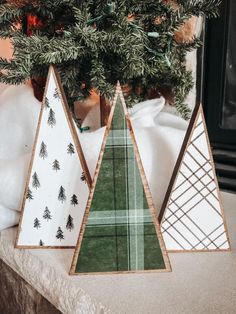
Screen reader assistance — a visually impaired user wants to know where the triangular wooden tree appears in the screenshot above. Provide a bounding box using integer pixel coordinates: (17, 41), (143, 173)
(70, 84), (171, 274)
(159, 104), (230, 252)
(16, 66), (92, 248)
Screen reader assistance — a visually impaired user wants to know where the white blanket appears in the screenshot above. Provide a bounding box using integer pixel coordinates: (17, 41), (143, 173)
(0, 84), (188, 231)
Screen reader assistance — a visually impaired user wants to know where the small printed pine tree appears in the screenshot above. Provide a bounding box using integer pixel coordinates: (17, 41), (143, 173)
(58, 186), (66, 203)
(39, 141), (48, 159)
(52, 159), (60, 171)
(39, 239), (44, 246)
(71, 194), (78, 206)
(53, 88), (60, 99)
(26, 188), (33, 201)
(43, 207), (52, 221)
(32, 172), (40, 189)
(34, 218), (41, 229)
(47, 108), (56, 127)
(45, 97), (50, 109)
(66, 215), (74, 232)
(67, 143), (75, 155)
(56, 227), (64, 241)
(80, 172), (86, 182)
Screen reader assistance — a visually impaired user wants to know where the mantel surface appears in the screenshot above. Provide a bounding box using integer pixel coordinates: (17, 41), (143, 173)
(0, 192), (236, 314)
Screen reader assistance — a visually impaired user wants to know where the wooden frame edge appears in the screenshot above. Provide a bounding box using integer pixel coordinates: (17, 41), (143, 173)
(167, 248), (231, 253)
(16, 246), (75, 249)
(69, 268), (171, 276)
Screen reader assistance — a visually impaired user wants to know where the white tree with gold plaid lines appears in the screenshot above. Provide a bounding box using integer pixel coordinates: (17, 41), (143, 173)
(159, 104), (230, 252)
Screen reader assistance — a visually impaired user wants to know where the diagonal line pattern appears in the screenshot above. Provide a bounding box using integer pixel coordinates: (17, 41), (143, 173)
(162, 113), (229, 250)
(164, 190), (218, 249)
(163, 206), (209, 249)
(192, 224), (223, 249)
(180, 163), (221, 217)
(172, 159), (210, 194)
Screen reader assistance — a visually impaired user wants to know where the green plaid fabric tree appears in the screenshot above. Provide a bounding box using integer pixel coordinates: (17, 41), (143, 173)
(72, 87), (170, 274)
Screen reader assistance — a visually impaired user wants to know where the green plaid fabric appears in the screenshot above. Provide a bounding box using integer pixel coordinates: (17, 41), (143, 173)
(76, 96), (165, 273)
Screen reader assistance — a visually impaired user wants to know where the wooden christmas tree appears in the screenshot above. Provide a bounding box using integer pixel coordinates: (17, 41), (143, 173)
(159, 104), (230, 252)
(70, 84), (171, 274)
(16, 65), (91, 248)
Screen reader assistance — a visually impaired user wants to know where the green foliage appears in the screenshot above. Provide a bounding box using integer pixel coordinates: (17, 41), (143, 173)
(0, 0), (220, 119)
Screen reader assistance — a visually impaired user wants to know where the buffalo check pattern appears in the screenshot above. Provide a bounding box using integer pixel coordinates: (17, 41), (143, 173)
(161, 105), (230, 251)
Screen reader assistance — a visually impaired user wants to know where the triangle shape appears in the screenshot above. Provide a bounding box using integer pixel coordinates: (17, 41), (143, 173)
(159, 104), (230, 252)
(16, 66), (92, 248)
(70, 84), (171, 274)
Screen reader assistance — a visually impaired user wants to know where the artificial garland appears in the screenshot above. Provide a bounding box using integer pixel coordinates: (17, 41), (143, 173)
(0, 0), (220, 119)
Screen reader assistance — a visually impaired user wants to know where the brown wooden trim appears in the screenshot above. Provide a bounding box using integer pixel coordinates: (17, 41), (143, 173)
(70, 268), (171, 276)
(16, 246), (75, 249)
(70, 83), (171, 275)
(167, 248), (231, 253)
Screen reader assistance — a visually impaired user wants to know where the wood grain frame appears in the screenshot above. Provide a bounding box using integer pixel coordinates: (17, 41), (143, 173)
(158, 103), (231, 253)
(15, 65), (92, 249)
(70, 83), (172, 275)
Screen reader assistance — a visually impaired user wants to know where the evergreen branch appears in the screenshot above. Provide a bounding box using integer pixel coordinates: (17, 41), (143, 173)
(0, 0), (221, 118)
(0, 4), (21, 22)
(0, 72), (26, 84)
(177, 0), (221, 18)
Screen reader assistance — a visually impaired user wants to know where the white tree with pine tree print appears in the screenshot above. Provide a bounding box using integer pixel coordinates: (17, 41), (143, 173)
(34, 218), (41, 229)
(15, 67), (91, 247)
(67, 143), (75, 155)
(39, 141), (48, 159)
(56, 227), (64, 241)
(58, 186), (66, 203)
(52, 159), (60, 171)
(71, 194), (78, 206)
(32, 172), (40, 189)
(66, 215), (74, 232)
(26, 188), (33, 201)
(43, 207), (52, 221)
(47, 108), (56, 127)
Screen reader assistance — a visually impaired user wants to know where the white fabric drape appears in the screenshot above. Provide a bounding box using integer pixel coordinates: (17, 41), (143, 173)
(0, 84), (188, 231)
